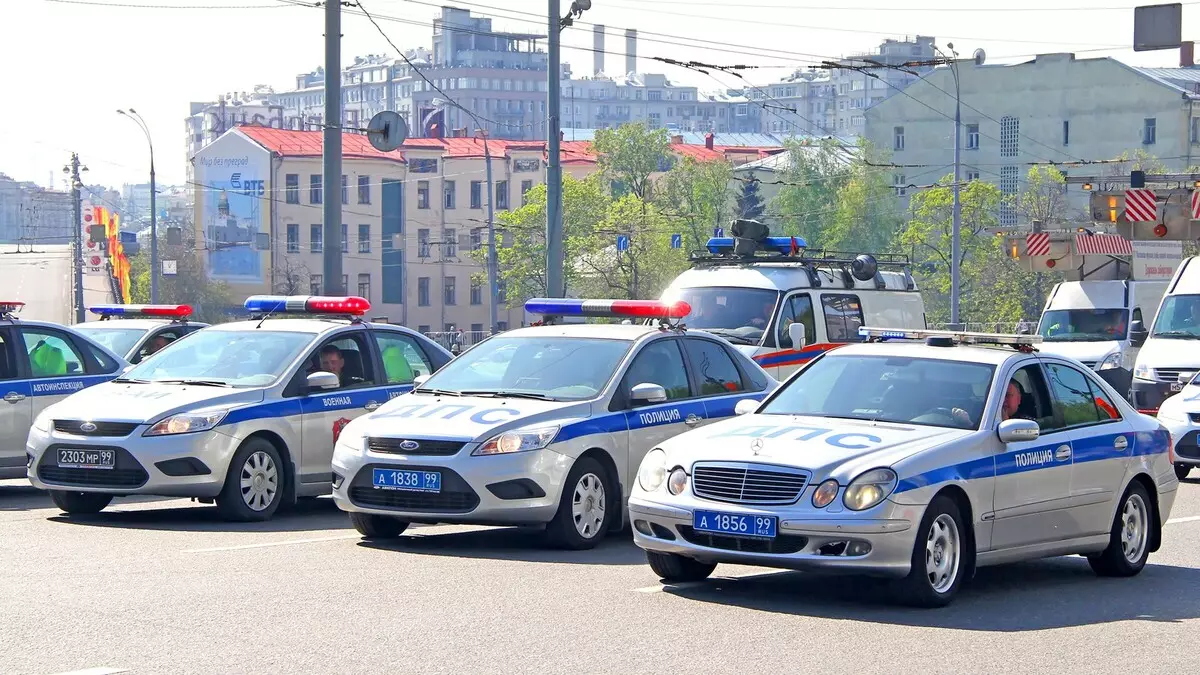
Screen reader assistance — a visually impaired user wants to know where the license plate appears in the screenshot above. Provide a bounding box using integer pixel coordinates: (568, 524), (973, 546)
(1171, 382), (1185, 392)
(371, 468), (441, 493)
(693, 509), (777, 539)
(57, 448), (115, 470)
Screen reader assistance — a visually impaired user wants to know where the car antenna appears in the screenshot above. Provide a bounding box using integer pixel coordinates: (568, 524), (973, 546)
(255, 303), (280, 329)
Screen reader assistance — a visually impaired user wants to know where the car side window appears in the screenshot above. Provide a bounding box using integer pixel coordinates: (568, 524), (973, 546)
(732, 344), (770, 391)
(85, 342), (122, 374)
(20, 329), (86, 378)
(1044, 362), (1105, 428)
(0, 329), (16, 380)
(778, 293), (816, 349)
(374, 332), (433, 384)
(305, 332), (376, 390)
(1008, 364), (1057, 430)
(821, 294), (864, 343)
(623, 340), (690, 403)
(683, 338), (745, 395)
(1085, 374), (1122, 421)
(134, 328), (184, 363)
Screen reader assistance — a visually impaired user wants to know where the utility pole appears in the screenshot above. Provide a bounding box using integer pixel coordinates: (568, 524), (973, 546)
(546, 0), (564, 298)
(68, 153), (85, 324)
(323, 0), (343, 295)
(118, 109), (158, 302)
(946, 44), (962, 329)
(484, 134), (499, 334)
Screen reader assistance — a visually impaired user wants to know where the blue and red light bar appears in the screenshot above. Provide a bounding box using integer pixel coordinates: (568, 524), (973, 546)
(706, 236), (807, 255)
(89, 304), (193, 318)
(0, 301), (25, 314)
(524, 298), (691, 319)
(243, 295), (371, 316)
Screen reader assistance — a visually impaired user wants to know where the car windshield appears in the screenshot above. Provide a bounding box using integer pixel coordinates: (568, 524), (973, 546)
(1152, 294), (1200, 338)
(761, 354), (996, 430)
(660, 286), (780, 345)
(1038, 309), (1127, 342)
(121, 329), (314, 387)
(418, 335), (633, 401)
(73, 325), (147, 357)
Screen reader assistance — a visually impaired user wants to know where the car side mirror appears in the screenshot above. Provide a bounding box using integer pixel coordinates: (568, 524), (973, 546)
(1130, 320), (1148, 347)
(630, 382), (668, 406)
(413, 374), (430, 387)
(734, 398), (759, 416)
(788, 323), (807, 350)
(306, 371), (340, 391)
(998, 418), (1040, 444)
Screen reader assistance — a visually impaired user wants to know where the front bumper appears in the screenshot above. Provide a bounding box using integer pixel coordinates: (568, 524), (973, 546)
(26, 424), (240, 497)
(331, 441), (576, 526)
(1161, 419), (1200, 467)
(1132, 379), (1181, 412)
(629, 493), (923, 578)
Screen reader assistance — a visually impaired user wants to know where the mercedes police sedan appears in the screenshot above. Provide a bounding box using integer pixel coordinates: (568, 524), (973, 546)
(26, 295), (452, 521)
(331, 298), (777, 549)
(1, 301), (128, 480)
(73, 304), (208, 363)
(631, 327), (1177, 607)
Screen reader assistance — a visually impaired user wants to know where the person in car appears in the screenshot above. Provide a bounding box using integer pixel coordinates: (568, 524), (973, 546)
(950, 380), (1027, 428)
(319, 344), (346, 385)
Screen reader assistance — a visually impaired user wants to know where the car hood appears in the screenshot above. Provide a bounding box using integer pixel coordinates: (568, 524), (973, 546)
(1037, 340), (1121, 363)
(41, 381), (267, 424)
(658, 414), (973, 481)
(357, 392), (593, 442)
(1137, 337), (1200, 368)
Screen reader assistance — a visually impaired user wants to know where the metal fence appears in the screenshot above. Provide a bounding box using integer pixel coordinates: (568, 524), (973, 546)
(424, 331), (492, 353)
(929, 321), (1037, 334)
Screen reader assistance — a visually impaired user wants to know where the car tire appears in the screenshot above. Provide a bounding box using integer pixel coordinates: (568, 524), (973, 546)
(216, 438), (285, 522)
(48, 490), (113, 515)
(646, 551), (716, 583)
(546, 456), (613, 550)
(1175, 464), (1192, 481)
(892, 495), (967, 608)
(1088, 481), (1153, 577)
(349, 512), (409, 538)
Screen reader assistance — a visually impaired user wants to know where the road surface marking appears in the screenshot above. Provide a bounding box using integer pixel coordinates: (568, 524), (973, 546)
(51, 668), (129, 675)
(184, 534), (360, 553)
(1166, 515), (1200, 526)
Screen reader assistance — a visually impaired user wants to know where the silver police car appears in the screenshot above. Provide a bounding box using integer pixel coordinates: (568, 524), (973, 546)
(72, 304), (208, 364)
(631, 327), (1178, 606)
(26, 295), (451, 521)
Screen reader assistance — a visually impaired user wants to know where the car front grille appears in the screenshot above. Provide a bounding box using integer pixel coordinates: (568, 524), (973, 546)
(1155, 368), (1195, 383)
(53, 420), (141, 437)
(348, 464), (479, 513)
(678, 526), (808, 554)
(37, 446), (148, 489)
(367, 437), (466, 456)
(691, 463), (809, 505)
(1079, 361), (1097, 369)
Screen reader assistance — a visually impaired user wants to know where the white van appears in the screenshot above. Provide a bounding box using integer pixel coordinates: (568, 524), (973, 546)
(1036, 280), (1165, 397)
(1132, 257), (1200, 412)
(658, 237), (926, 380)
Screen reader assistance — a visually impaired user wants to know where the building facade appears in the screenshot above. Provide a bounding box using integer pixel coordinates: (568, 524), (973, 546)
(0, 173), (74, 245)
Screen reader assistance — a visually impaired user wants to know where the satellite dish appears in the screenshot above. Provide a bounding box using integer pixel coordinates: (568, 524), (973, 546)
(973, 48), (986, 66)
(367, 111), (409, 152)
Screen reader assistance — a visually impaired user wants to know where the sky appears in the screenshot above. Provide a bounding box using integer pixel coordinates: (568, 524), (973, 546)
(2, 0), (1198, 189)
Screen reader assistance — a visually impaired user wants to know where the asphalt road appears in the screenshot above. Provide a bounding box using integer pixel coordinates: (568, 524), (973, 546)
(2, 479), (1199, 675)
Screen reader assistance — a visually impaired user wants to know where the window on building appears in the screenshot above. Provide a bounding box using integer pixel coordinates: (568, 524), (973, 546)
(341, 224), (349, 253)
(497, 320), (508, 332)
(341, 175), (349, 204)
(1144, 117), (1157, 145)
(497, 279), (508, 304)
(893, 126), (904, 151)
(342, 274), (348, 294)
(417, 180), (430, 209)
(966, 124), (980, 150)
(358, 175), (371, 203)
(443, 228), (457, 257)
(358, 224), (370, 253)
(471, 323), (483, 333)
(285, 223), (299, 253)
(496, 180), (509, 209)
(418, 324), (431, 334)
(471, 278), (483, 305)
(358, 273), (371, 301)
(417, 228), (430, 258)
(999, 165), (1019, 227)
(893, 174), (906, 197)
(470, 180), (483, 209)
(285, 174), (300, 204)
(521, 180), (533, 205)
(444, 276), (457, 306)
(967, 170), (980, 182)
(418, 277), (430, 306)
(1062, 120), (1070, 146)
(470, 228), (483, 251)
(410, 158), (438, 173)
(443, 180), (456, 209)
(310, 224), (323, 253)
(310, 274), (322, 295)
(1000, 116), (1019, 157)
(648, 90), (662, 101)
(310, 175), (322, 204)
(1191, 117), (1200, 144)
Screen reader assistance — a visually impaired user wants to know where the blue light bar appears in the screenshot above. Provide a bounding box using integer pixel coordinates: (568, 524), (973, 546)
(243, 295), (371, 315)
(858, 326), (1042, 345)
(524, 298), (691, 319)
(705, 236), (807, 255)
(89, 304), (192, 318)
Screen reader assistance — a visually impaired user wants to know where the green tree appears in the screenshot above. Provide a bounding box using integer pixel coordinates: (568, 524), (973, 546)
(654, 156), (735, 250)
(735, 173), (766, 220)
(823, 143), (903, 253)
(128, 234), (235, 324)
(574, 194), (686, 300)
(768, 137), (853, 244)
(592, 123), (671, 199)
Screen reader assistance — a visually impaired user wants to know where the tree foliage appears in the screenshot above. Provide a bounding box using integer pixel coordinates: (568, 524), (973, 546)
(128, 234), (235, 324)
(654, 156), (734, 250)
(736, 172), (766, 220)
(592, 123), (671, 199)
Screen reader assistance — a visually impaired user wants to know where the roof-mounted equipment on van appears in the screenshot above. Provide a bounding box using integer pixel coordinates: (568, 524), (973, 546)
(858, 326), (1042, 352)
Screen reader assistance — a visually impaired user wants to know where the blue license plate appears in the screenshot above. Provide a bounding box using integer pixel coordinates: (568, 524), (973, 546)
(693, 509), (777, 539)
(371, 468), (441, 493)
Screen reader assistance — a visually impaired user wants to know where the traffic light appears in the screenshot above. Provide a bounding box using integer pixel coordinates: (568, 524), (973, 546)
(167, 226), (183, 246)
(1108, 195), (1119, 223)
(88, 224), (105, 244)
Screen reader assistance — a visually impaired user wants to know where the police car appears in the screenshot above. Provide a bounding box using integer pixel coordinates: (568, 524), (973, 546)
(331, 298), (777, 549)
(1, 301), (128, 480)
(73, 304), (209, 363)
(25, 295), (452, 521)
(1149, 379), (1200, 480)
(630, 327), (1178, 607)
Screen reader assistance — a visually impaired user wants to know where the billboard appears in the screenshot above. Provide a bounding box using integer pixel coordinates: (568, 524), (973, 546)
(194, 134), (268, 283)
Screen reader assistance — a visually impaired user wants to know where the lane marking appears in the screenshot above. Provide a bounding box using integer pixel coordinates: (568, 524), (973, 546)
(183, 534), (359, 553)
(1166, 515), (1200, 526)
(51, 668), (129, 675)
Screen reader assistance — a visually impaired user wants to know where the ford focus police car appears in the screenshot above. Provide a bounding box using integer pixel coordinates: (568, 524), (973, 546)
(26, 295), (452, 521)
(73, 304), (208, 363)
(1150, 378), (1200, 480)
(1, 301), (128, 480)
(331, 298), (777, 549)
(630, 327), (1177, 607)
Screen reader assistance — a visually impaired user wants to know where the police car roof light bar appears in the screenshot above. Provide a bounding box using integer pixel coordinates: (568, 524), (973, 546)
(0, 301), (26, 315)
(88, 304), (193, 318)
(524, 298), (692, 320)
(243, 295), (371, 316)
(705, 236), (807, 255)
(858, 326), (1043, 347)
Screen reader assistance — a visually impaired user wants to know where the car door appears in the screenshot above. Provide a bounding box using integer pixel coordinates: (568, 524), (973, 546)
(371, 329), (435, 400)
(989, 361), (1077, 551)
(764, 292), (817, 379)
(681, 336), (764, 423)
(17, 326), (95, 423)
(0, 327), (32, 477)
(613, 336), (698, 486)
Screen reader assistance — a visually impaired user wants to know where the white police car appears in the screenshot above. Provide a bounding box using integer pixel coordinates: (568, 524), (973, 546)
(0, 301), (128, 480)
(631, 327), (1178, 606)
(26, 295), (452, 521)
(73, 304), (208, 363)
(1150, 377), (1200, 480)
(331, 298), (777, 549)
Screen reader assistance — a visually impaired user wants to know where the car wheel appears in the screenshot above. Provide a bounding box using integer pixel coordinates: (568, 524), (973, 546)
(546, 456), (613, 550)
(1088, 481), (1153, 577)
(349, 512), (409, 538)
(646, 551), (716, 583)
(49, 490), (113, 515)
(1175, 464), (1192, 481)
(216, 438), (284, 522)
(893, 495), (966, 608)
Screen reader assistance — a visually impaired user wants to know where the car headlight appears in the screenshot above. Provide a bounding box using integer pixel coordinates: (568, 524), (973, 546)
(472, 425), (560, 456)
(1097, 352), (1122, 371)
(31, 411), (52, 433)
(143, 411), (228, 436)
(843, 468), (898, 511)
(812, 479), (839, 508)
(667, 467), (688, 495)
(1134, 363), (1153, 381)
(637, 448), (667, 492)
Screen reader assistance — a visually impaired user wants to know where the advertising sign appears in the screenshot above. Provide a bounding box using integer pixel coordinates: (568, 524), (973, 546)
(194, 132), (268, 283)
(1132, 240), (1183, 280)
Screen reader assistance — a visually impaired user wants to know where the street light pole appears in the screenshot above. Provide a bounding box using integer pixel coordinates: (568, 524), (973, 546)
(118, 108), (158, 303)
(546, 0), (564, 298)
(66, 153), (86, 323)
(937, 43), (963, 329)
